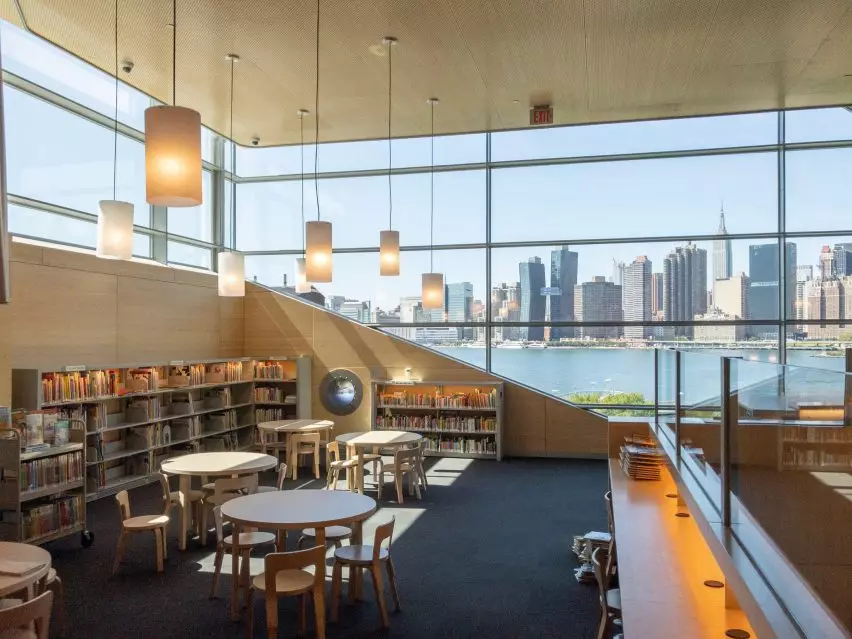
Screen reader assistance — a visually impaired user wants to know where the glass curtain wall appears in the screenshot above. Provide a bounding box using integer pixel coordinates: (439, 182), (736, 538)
(5, 20), (852, 409)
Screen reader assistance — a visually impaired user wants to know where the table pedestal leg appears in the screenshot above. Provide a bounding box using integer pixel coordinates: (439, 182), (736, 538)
(346, 445), (357, 491)
(276, 529), (287, 552)
(230, 521), (241, 621)
(178, 475), (191, 551)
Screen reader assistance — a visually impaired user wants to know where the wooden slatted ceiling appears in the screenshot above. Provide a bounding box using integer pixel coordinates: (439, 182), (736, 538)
(2, 0), (852, 146)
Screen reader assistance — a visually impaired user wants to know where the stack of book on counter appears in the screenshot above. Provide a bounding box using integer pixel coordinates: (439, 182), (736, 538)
(619, 434), (665, 480)
(571, 531), (611, 583)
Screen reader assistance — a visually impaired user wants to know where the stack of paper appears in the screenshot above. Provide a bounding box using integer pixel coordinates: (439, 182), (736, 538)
(571, 531), (612, 563)
(619, 438), (665, 480)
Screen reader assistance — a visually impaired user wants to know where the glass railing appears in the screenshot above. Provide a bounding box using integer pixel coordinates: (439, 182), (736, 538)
(651, 348), (852, 636)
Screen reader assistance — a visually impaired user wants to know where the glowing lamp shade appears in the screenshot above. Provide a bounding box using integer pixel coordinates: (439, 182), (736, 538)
(306, 220), (332, 282)
(96, 200), (134, 260)
(144, 105), (203, 207)
(422, 272), (445, 310)
(294, 257), (311, 293)
(218, 251), (245, 297)
(379, 230), (400, 276)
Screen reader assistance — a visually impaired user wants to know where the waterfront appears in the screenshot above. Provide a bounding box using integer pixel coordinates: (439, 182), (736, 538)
(433, 346), (847, 404)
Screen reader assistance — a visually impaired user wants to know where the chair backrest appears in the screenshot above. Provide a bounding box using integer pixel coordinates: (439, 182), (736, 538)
(158, 472), (173, 515)
(393, 446), (419, 470)
(208, 475), (256, 507)
(115, 490), (131, 522)
(591, 546), (610, 609)
(0, 590), (53, 639)
(213, 505), (226, 545)
(275, 462), (288, 490)
(291, 432), (321, 448)
(326, 441), (341, 464)
(604, 491), (614, 535)
(264, 546), (325, 594)
(372, 517), (396, 563)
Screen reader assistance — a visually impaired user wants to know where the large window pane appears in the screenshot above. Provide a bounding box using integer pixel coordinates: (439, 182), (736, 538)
(236, 170), (485, 251)
(785, 107), (852, 144)
(167, 242), (211, 269)
(235, 134), (485, 178)
(4, 85), (149, 227)
(1, 22), (151, 131)
(491, 153), (777, 242)
(786, 148), (852, 233)
(168, 171), (213, 242)
(492, 112), (778, 162)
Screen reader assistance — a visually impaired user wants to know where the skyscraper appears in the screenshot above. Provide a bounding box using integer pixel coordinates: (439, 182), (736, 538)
(519, 258), (546, 341)
(714, 273), (750, 320)
(819, 245), (836, 280)
(651, 272), (664, 316)
(833, 243), (852, 277)
(622, 256), (652, 338)
(748, 242), (797, 321)
(446, 282), (474, 340)
(794, 265), (813, 327)
(805, 278), (843, 339)
(662, 243), (708, 336)
(574, 276), (622, 339)
(550, 246), (578, 339)
(713, 204), (733, 281)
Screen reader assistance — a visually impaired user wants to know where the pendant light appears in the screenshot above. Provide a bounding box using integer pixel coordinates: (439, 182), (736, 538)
(144, 0), (202, 207)
(217, 54), (245, 297)
(294, 109), (311, 293)
(305, 0), (332, 282)
(379, 36), (399, 276)
(97, 0), (134, 260)
(422, 98), (444, 310)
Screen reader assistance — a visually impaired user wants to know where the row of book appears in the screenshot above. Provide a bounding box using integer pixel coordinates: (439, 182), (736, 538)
(253, 387), (294, 403)
(375, 415), (496, 433)
(256, 408), (294, 423)
(782, 447), (852, 468)
(9, 410), (74, 451)
(783, 426), (852, 444)
(87, 455), (150, 490)
(42, 370), (120, 403)
(21, 451), (84, 493)
(422, 435), (497, 455)
(254, 362), (291, 380)
(619, 434), (665, 480)
(22, 494), (84, 543)
(378, 389), (497, 409)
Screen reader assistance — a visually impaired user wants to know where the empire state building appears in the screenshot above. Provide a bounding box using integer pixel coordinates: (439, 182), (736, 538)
(713, 205), (733, 298)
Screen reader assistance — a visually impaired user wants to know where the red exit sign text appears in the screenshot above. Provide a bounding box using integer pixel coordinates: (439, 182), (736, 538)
(529, 105), (553, 126)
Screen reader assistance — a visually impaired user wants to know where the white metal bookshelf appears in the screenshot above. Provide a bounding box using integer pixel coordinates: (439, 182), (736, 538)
(371, 380), (503, 460)
(12, 356), (311, 503)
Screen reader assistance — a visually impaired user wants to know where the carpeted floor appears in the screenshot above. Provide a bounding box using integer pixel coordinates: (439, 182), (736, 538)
(43, 457), (608, 638)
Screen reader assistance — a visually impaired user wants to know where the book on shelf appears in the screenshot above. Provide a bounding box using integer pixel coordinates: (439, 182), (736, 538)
(255, 407), (293, 423)
(22, 494), (83, 542)
(375, 413), (496, 433)
(42, 369), (119, 403)
(378, 388), (497, 409)
(421, 434), (497, 455)
(21, 450), (84, 492)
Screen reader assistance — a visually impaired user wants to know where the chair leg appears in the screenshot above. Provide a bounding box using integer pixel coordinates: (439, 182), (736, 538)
(154, 528), (164, 572)
(395, 471), (405, 504)
(210, 546), (224, 598)
(313, 448), (320, 479)
(371, 564), (389, 628)
(245, 586), (254, 639)
(386, 557), (401, 611)
(596, 607), (608, 639)
(347, 565), (357, 604)
(377, 470), (383, 501)
(313, 585), (326, 639)
(112, 531), (127, 575)
(265, 590), (278, 639)
(161, 526), (168, 560)
(299, 593), (307, 635)
(240, 549), (251, 605)
(199, 503), (208, 547)
(331, 561), (343, 622)
(50, 575), (64, 637)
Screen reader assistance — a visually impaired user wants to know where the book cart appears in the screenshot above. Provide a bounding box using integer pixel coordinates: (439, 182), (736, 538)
(371, 380), (503, 460)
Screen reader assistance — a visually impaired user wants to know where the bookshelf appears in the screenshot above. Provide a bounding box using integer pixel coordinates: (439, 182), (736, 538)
(371, 381), (503, 460)
(12, 356), (311, 503)
(0, 423), (91, 546)
(779, 425), (852, 472)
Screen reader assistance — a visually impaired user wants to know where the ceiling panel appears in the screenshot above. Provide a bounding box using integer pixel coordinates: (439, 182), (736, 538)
(1, 0), (851, 146)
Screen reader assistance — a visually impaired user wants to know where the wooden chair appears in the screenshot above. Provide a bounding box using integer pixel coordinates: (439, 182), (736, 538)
(378, 447), (422, 504)
(202, 475), (261, 545)
(289, 432), (321, 480)
(413, 440), (428, 494)
(162, 471), (206, 543)
(331, 517), (400, 628)
(0, 590), (52, 639)
(592, 546), (621, 639)
(325, 442), (358, 491)
(258, 427), (288, 461)
(246, 545), (327, 639)
(210, 505), (276, 599)
(297, 524), (351, 551)
(255, 462), (288, 493)
(604, 491), (617, 580)
(112, 480), (171, 574)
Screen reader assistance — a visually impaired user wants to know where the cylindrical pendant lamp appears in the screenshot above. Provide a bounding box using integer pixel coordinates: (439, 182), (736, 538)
(145, 106), (202, 207)
(97, 200), (134, 260)
(422, 272), (444, 310)
(294, 257), (311, 293)
(306, 220), (332, 282)
(380, 229), (400, 276)
(218, 251), (245, 297)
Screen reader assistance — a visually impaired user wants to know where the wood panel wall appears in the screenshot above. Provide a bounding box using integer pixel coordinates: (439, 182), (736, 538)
(244, 286), (607, 457)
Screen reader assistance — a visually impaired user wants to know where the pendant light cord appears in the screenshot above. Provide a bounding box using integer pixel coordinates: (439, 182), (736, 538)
(112, 0), (119, 200)
(172, 0), (177, 106)
(387, 40), (393, 230)
(313, 0), (320, 221)
(300, 114), (305, 253)
(229, 56), (236, 227)
(430, 100), (435, 272)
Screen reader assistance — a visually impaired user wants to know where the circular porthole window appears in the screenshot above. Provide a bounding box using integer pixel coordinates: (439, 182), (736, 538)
(319, 369), (363, 416)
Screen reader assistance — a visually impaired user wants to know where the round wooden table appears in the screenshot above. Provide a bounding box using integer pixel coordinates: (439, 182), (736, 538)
(221, 490), (376, 620)
(336, 431), (423, 492)
(161, 452), (278, 550)
(0, 542), (51, 597)
(258, 420), (334, 477)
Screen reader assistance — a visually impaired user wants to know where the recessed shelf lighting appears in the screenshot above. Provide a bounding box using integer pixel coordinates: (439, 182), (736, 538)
(665, 493), (678, 499)
(704, 580), (724, 588)
(675, 512), (690, 518)
(725, 630), (750, 639)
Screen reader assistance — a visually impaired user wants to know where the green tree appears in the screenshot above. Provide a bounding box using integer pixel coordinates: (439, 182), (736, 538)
(566, 391), (652, 416)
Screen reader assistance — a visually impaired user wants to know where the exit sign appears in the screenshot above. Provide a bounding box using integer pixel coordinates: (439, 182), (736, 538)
(529, 105), (553, 126)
